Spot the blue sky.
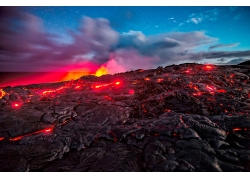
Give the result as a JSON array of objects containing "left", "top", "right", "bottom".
[
  {"left": 1, "top": 5, "right": 250, "bottom": 72},
  {"left": 23, "top": 6, "right": 250, "bottom": 50}
]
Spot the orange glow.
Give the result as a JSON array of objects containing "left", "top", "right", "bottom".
[
  {"left": 42, "top": 86, "right": 67, "bottom": 96},
  {"left": 93, "top": 81, "right": 122, "bottom": 89},
  {"left": 61, "top": 71, "right": 91, "bottom": 81},
  {"left": 233, "top": 128, "right": 242, "bottom": 132},
  {"left": 0, "top": 89, "right": 6, "bottom": 99},
  {"left": 144, "top": 78, "right": 150, "bottom": 81},
  {"left": 157, "top": 78, "right": 164, "bottom": 83},
  {"left": 95, "top": 65, "right": 108, "bottom": 77}
]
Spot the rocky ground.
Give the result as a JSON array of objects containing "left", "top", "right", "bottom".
[{"left": 0, "top": 63, "right": 250, "bottom": 172}]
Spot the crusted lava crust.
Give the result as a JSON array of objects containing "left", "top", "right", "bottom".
[{"left": 0, "top": 63, "right": 250, "bottom": 172}]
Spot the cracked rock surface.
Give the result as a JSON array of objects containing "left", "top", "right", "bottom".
[{"left": 0, "top": 63, "right": 250, "bottom": 172}]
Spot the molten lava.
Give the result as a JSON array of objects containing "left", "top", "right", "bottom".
[
  {"left": 95, "top": 66, "right": 108, "bottom": 77},
  {"left": 9, "top": 127, "right": 54, "bottom": 141},
  {"left": 0, "top": 89, "right": 6, "bottom": 99}
]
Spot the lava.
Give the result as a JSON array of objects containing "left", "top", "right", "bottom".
[
  {"left": 157, "top": 78, "right": 164, "bottom": 83},
  {"left": 93, "top": 81, "right": 122, "bottom": 89},
  {"left": 129, "top": 89, "right": 135, "bottom": 94},
  {"left": 232, "top": 128, "right": 250, "bottom": 132},
  {"left": 9, "top": 127, "right": 54, "bottom": 141},
  {"left": 95, "top": 65, "right": 108, "bottom": 77},
  {"left": 204, "top": 65, "right": 213, "bottom": 70},
  {"left": 0, "top": 137, "right": 4, "bottom": 141},
  {"left": 0, "top": 89, "right": 6, "bottom": 99}
]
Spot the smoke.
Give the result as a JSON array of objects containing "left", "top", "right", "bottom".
[{"left": 1, "top": 7, "right": 250, "bottom": 73}]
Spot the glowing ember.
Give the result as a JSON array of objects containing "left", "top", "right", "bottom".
[
  {"left": 206, "top": 85, "right": 216, "bottom": 91},
  {"left": 129, "top": 89, "right": 135, "bottom": 94},
  {"left": 115, "top": 81, "right": 121, "bottom": 85},
  {"left": 95, "top": 65, "right": 108, "bottom": 77},
  {"left": 232, "top": 128, "right": 247, "bottom": 132},
  {"left": 157, "top": 78, "right": 164, "bottom": 83},
  {"left": 0, "top": 137, "right": 4, "bottom": 141},
  {"left": 0, "top": 89, "right": 6, "bottom": 99},
  {"left": 42, "top": 86, "right": 66, "bottom": 95},
  {"left": 75, "top": 85, "right": 81, "bottom": 89},
  {"left": 144, "top": 78, "right": 150, "bottom": 81},
  {"left": 217, "top": 89, "right": 226, "bottom": 93},
  {"left": 205, "top": 65, "right": 213, "bottom": 70}
]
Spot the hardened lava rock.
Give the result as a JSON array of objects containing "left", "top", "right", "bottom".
[{"left": 0, "top": 63, "right": 250, "bottom": 172}]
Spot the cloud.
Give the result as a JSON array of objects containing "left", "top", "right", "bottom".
[
  {"left": 217, "top": 58, "right": 226, "bottom": 62},
  {"left": 1, "top": 7, "right": 250, "bottom": 73},
  {"left": 190, "top": 18, "right": 202, "bottom": 24},
  {"left": 209, "top": 43, "right": 240, "bottom": 50},
  {"left": 204, "top": 50, "right": 250, "bottom": 59},
  {"left": 185, "top": 8, "right": 220, "bottom": 26},
  {"left": 225, "top": 58, "right": 249, "bottom": 65}
]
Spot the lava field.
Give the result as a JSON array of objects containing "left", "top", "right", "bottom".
[{"left": 0, "top": 63, "right": 250, "bottom": 172}]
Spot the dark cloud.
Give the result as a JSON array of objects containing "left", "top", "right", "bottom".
[
  {"left": 204, "top": 50, "right": 250, "bottom": 59},
  {"left": 225, "top": 58, "right": 249, "bottom": 65},
  {"left": 1, "top": 7, "right": 250, "bottom": 72},
  {"left": 217, "top": 58, "right": 226, "bottom": 62},
  {"left": 209, "top": 43, "right": 239, "bottom": 50}
]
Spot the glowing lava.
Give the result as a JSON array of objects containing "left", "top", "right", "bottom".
[
  {"left": 95, "top": 65, "right": 108, "bottom": 77},
  {"left": 93, "top": 81, "right": 122, "bottom": 89},
  {"left": 204, "top": 65, "right": 214, "bottom": 71},
  {"left": 129, "top": 89, "right": 135, "bottom": 94},
  {"left": 0, "top": 89, "right": 6, "bottom": 99},
  {"left": 0, "top": 137, "right": 4, "bottom": 141},
  {"left": 9, "top": 127, "right": 54, "bottom": 141}
]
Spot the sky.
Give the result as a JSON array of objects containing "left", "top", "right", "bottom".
[{"left": 1, "top": 4, "right": 250, "bottom": 73}]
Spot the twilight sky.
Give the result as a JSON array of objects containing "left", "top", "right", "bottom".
[{"left": 1, "top": 6, "right": 250, "bottom": 73}]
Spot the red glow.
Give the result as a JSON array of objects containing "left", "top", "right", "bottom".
[
  {"left": 129, "top": 89, "right": 135, "bottom": 94},
  {"left": 104, "top": 95, "right": 113, "bottom": 101},
  {"left": 144, "top": 78, "right": 150, "bottom": 81},
  {"left": 115, "top": 81, "right": 121, "bottom": 85},
  {"left": 193, "top": 92, "right": 202, "bottom": 96},
  {"left": 157, "top": 78, "right": 164, "bottom": 83},
  {"left": 0, "top": 137, "right": 4, "bottom": 141},
  {"left": 75, "top": 85, "right": 81, "bottom": 89},
  {"left": 14, "top": 103, "right": 19, "bottom": 107},
  {"left": 93, "top": 81, "right": 122, "bottom": 89},
  {"left": 184, "top": 69, "right": 192, "bottom": 73},
  {"left": 9, "top": 126, "right": 54, "bottom": 141},
  {"left": 206, "top": 85, "right": 216, "bottom": 92},
  {"left": 217, "top": 89, "right": 226, "bottom": 93}
]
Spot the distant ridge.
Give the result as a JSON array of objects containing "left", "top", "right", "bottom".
[{"left": 238, "top": 60, "right": 250, "bottom": 65}]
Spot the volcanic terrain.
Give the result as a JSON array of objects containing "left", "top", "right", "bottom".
[{"left": 0, "top": 63, "right": 250, "bottom": 172}]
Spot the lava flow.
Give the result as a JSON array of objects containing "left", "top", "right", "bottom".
[
  {"left": 9, "top": 127, "right": 54, "bottom": 141},
  {"left": 0, "top": 63, "right": 250, "bottom": 172}
]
